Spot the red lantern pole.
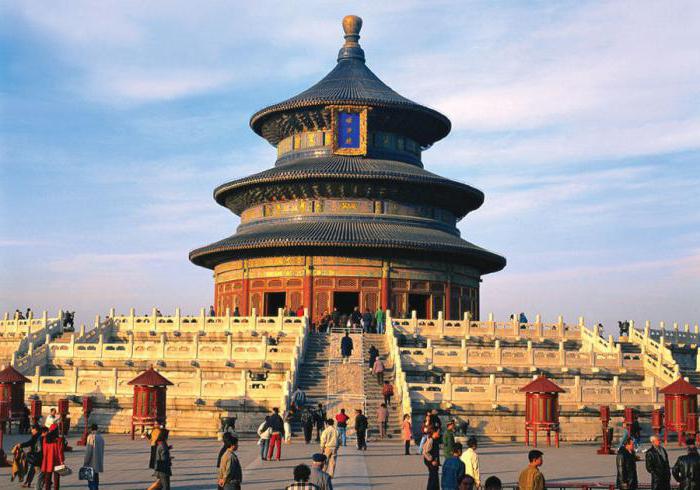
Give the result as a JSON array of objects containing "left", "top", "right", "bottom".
[
  {"left": 652, "top": 409, "right": 662, "bottom": 437},
  {"left": 0, "top": 400, "right": 10, "bottom": 467},
  {"left": 30, "top": 399, "right": 42, "bottom": 427},
  {"left": 77, "top": 396, "right": 93, "bottom": 446},
  {"left": 597, "top": 405, "right": 614, "bottom": 455},
  {"left": 57, "top": 398, "right": 72, "bottom": 452}
]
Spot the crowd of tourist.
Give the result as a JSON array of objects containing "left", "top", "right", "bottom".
[{"left": 315, "top": 306, "right": 386, "bottom": 333}]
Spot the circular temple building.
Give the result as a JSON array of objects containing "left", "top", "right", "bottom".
[{"left": 190, "top": 15, "right": 506, "bottom": 324}]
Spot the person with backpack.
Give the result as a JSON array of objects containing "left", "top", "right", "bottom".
[{"left": 382, "top": 381, "right": 394, "bottom": 407}]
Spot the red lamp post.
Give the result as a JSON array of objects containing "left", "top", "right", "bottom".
[
  {"left": 57, "top": 398, "right": 72, "bottom": 451},
  {"left": 30, "top": 399, "right": 42, "bottom": 427},
  {"left": 128, "top": 367, "right": 173, "bottom": 440},
  {"left": 651, "top": 409, "right": 663, "bottom": 436},
  {"left": 0, "top": 400, "right": 9, "bottom": 467},
  {"left": 77, "top": 396, "right": 93, "bottom": 446},
  {"left": 660, "top": 378, "right": 700, "bottom": 445},
  {"left": 597, "top": 405, "right": 614, "bottom": 455},
  {"left": 687, "top": 412, "right": 698, "bottom": 445},
  {"left": 520, "top": 375, "right": 565, "bottom": 448},
  {"left": 0, "top": 365, "right": 31, "bottom": 433}
]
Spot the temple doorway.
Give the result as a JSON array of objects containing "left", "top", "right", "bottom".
[
  {"left": 265, "top": 292, "right": 286, "bottom": 316},
  {"left": 408, "top": 293, "right": 430, "bottom": 318},
  {"left": 333, "top": 292, "right": 359, "bottom": 316}
]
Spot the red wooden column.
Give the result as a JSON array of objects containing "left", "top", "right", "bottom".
[
  {"left": 380, "top": 262, "right": 390, "bottom": 311},
  {"left": 445, "top": 281, "right": 452, "bottom": 320},
  {"left": 239, "top": 260, "right": 250, "bottom": 316},
  {"left": 660, "top": 377, "right": 700, "bottom": 445},
  {"left": 303, "top": 258, "right": 313, "bottom": 320}
]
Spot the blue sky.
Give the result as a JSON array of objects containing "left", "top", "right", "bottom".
[{"left": 1, "top": 1, "right": 699, "bottom": 331}]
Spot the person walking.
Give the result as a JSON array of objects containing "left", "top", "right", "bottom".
[
  {"left": 368, "top": 345, "right": 379, "bottom": 373},
  {"left": 320, "top": 419, "right": 339, "bottom": 478},
  {"left": 15, "top": 424, "right": 42, "bottom": 488},
  {"left": 441, "top": 442, "right": 465, "bottom": 490},
  {"left": 355, "top": 409, "right": 368, "bottom": 451},
  {"left": 351, "top": 307, "right": 362, "bottom": 329},
  {"left": 673, "top": 437, "right": 700, "bottom": 490},
  {"left": 41, "top": 424, "right": 65, "bottom": 490},
  {"left": 646, "top": 435, "right": 671, "bottom": 490},
  {"left": 257, "top": 416, "right": 271, "bottom": 461},
  {"left": 83, "top": 424, "right": 105, "bottom": 490},
  {"left": 419, "top": 410, "right": 432, "bottom": 453},
  {"left": 314, "top": 403, "right": 326, "bottom": 442},
  {"left": 518, "top": 450, "right": 545, "bottom": 490},
  {"left": 460, "top": 436, "right": 480, "bottom": 490},
  {"left": 267, "top": 407, "right": 285, "bottom": 461},
  {"left": 149, "top": 429, "right": 172, "bottom": 490},
  {"left": 423, "top": 428, "right": 441, "bottom": 490},
  {"left": 382, "top": 381, "right": 394, "bottom": 407},
  {"left": 375, "top": 307, "right": 385, "bottom": 335},
  {"left": 284, "top": 409, "right": 294, "bottom": 444},
  {"left": 285, "top": 464, "right": 320, "bottom": 490},
  {"left": 617, "top": 437, "right": 638, "bottom": 490},
  {"left": 373, "top": 357, "right": 385, "bottom": 385},
  {"left": 362, "top": 309, "right": 373, "bottom": 333},
  {"left": 148, "top": 424, "right": 163, "bottom": 471},
  {"left": 301, "top": 408, "right": 315, "bottom": 444},
  {"left": 309, "top": 454, "right": 333, "bottom": 490},
  {"left": 44, "top": 408, "right": 58, "bottom": 428},
  {"left": 401, "top": 414, "right": 413, "bottom": 455},
  {"left": 335, "top": 409, "right": 350, "bottom": 446},
  {"left": 217, "top": 436, "right": 242, "bottom": 490},
  {"left": 377, "top": 403, "right": 389, "bottom": 439},
  {"left": 217, "top": 433, "right": 235, "bottom": 489},
  {"left": 442, "top": 421, "right": 456, "bottom": 460},
  {"left": 340, "top": 331, "right": 353, "bottom": 363}
]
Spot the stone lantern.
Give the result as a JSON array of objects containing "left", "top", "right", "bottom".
[
  {"left": 128, "top": 367, "right": 173, "bottom": 439},
  {"left": 0, "top": 365, "right": 30, "bottom": 429},
  {"left": 520, "top": 375, "right": 564, "bottom": 447},
  {"left": 660, "top": 377, "right": 700, "bottom": 445}
]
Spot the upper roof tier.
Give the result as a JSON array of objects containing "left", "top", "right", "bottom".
[{"left": 249, "top": 15, "right": 451, "bottom": 148}]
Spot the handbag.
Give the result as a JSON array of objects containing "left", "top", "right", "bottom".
[
  {"left": 55, "top": 464, "right": 72, "bottom": 477},
  {"left": 78, "top": 466, "right": 95, "bottom": 481}
]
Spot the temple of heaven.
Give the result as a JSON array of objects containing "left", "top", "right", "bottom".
[{"left": 190, "top": 15, "right": 506, "bottom": 323}]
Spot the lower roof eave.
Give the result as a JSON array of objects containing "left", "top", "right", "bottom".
[{"left": 189, "top": 243, "right": 506, "bottom": 275}]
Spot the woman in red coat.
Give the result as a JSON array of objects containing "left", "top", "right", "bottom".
[{"left": 41, "top": 424, "right": 65, "bottom": 490}]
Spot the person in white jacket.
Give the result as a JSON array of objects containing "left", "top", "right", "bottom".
[
  {"left": 257, "top": 416, "right": 272, "bottom": 460},
  {"left": 460, "top": 436, "right": 480, "bottom": 489}
]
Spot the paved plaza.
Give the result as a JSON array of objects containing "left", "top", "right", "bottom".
[{"left": 0, "top": 432, "right": 691, "bottom": 489}]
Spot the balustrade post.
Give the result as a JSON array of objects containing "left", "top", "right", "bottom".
[
  {"left": 227, "top": 334, "right": 233, "bottom": 361},
  {"left": 575, "top": 375, "right": 582, "bottom": 402},
  {"left": 41, "top": 310, "right": 48, "bottom": 332},
  {"left": 129, "top": 308, "right": 135, "bottom": 330},
  {"left": 193, "top": 332, "right": 200, "bottom": 360},
  {"left": 240, "top": 370, "right": 247, "bottom": 398},
  {"left": 494, "top": 340, "right": 501, "bottom": 365},
  {"left": 512, "top": 313, "right": 519, "bottom": 339},
  {"left": 199, "top": 307, "right": 206, "bottom": 331},
  {"left": 527, "top": 340, "right": 534, "bottom": 366},
  {"left": 225, "top": 307, "right": 231, "bottom": 332},
  {"left": 151, "top": 307, "right": 158, "bottom": 331},
  {"left": 98, "top": 333, "right": 104, "bottom": 359},
  {"left": 465, "top": 311, "right": 472, "bottom": 338},
  {"left": 174, "top": 308, "right": 181, "bottom": 332},
  {"left": 69, "top": 333, "right": 75, "bottom": 357},
  {"left": 488, "top": 312, "right": 495, "bottom": 337},
  {"left": 251, "top": 308, "right": 258, "bottom": 333},
  {"left": 438, "top": 311, "right": 445, "bottom": 338},
  {"left": 411, "top": 310, "right": 418, "bottom": 331},
  {"left": 559, "top": 341, "right": 566, "bottom": 367},
  {"left": 160, "top": 333, "right": 166, "bottom": 359}
]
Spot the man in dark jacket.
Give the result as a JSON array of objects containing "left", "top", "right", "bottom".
[
  {"left": 355, "top": 409, "right": 369, "bottom": 451},
  {"left": 314, "top": 403, "right": 326, "bottom": 442},
  {"left": 673, "top": 438, "right": 700, "bottom": 490},
  {"left": 340, "top": 331, "right": 353, "bottom": 363},
  {"left": 646, "top": 435, "right": 671, "bottom": 490},
  {"left": 15, "top": 424, "right": 42, "bottom": 487},
  {"left": 617, "top": 437, "right": 638, "bottom": 490},
  {"left": 301, "top": 408, "right": 315, "bottom": 444},
  {"left": 368, "top": 345, "right": 379, "bottom": 372}
]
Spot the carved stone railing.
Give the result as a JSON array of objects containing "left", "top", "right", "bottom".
[
  {"left": 0, "top": 310, "right": 62, "bottom": 335},
  {"left": 627, "top": 323, "right": 680, "bottom": 385},
  {"left": 390, "top": 311, "right": 581, "bottom": 342},
  {"left": 386, "top": 312, "right": 412, "bottom": 420},
  {"left": 109, "top": 307, "right": 305, "bottom": 337}
]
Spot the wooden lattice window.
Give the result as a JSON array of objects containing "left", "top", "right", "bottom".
[
  {"left": 337, "top": 278, "right": 358, "bottom": 289},
  {"left": 361, "top": 279, "right": 379, "bottom": 289},
  {"left": 252, "top": 280, "right": 265, "bottom": 289},
  {"left": 268, "top": 279, "right": 283, "bottom": 288},
  {"left": 287, "top": 279, "right": 302, "bottom": 287},
  {"left": 315, "top": 278, "right": 333, "bottom": 287},
  {"left": 392, "top": 280, "right": 408, "bottom": 290},
  {"left": 251, "top": 293, "right": 262, "bottom": 313},
  {"left": 315, "top": 292, "right": 330, "bottom": 316},
  {"left": 290, "top": 291, "right": 303, "bottom": 310}
]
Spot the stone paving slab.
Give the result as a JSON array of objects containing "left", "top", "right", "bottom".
[{"left": 0, "top": 433, "right": 692, "bottom": 489}]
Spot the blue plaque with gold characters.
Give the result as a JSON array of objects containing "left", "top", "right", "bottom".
[{"left": 330, "top": 105, "right": 368, "bottom": 156}]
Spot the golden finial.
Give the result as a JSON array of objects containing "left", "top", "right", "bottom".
[{"left": 338, "top": 15, "right": 365, "bottom": 61}]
